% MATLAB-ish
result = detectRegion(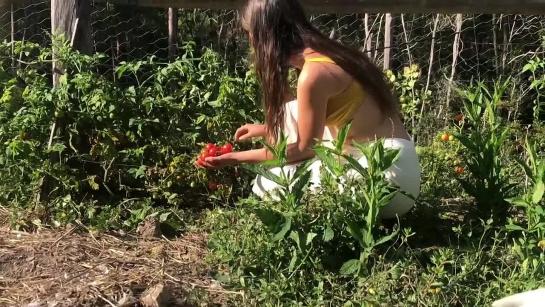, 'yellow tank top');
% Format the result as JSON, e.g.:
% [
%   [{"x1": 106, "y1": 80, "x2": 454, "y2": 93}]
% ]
[{"x1": 305, "y1": 56, "x2": 366, "y2": 127}]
